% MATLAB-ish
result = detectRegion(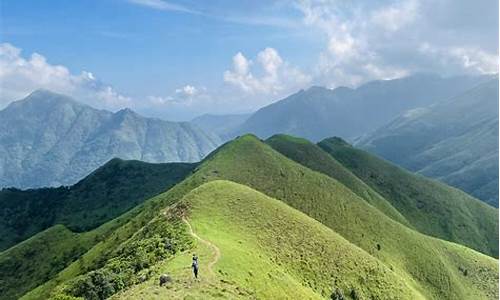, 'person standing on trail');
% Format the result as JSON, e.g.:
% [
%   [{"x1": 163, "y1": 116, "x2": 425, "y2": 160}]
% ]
[{"x1": 192, "y1": 253, "x2": 199, "y2": 279}]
